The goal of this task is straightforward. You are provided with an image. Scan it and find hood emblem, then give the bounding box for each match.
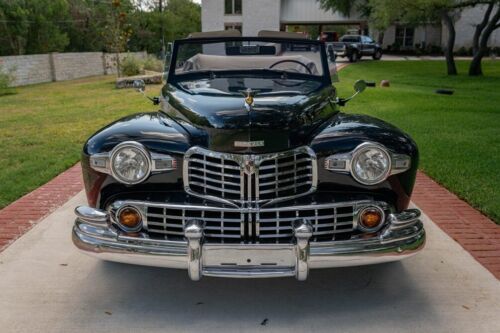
[234,140,265,148]
[243,88,257,112]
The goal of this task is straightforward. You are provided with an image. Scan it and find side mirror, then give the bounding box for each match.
[354,79,367,93]
[133,79,160,105]
[336,79,367,106]
[133,79,145,92]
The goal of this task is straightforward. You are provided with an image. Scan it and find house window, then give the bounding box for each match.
[225,0,242,15]
[225,23,242,33]
[395,26,414,48]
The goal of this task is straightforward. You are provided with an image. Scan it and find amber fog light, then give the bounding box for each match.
[358,206,385,232]
[117,206,142,232]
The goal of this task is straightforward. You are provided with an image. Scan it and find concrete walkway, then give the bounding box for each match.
[1,192,499,333]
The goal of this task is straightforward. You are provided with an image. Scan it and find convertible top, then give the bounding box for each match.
[187,30,310,40]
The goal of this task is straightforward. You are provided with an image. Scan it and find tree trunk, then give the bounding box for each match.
[442,11,457,75]
[377,31,385,45]
[469,7,500,76]
[472,3,493,55]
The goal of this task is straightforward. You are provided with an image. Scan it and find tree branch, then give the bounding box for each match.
[472,2,494,53]
[452,1,497,10]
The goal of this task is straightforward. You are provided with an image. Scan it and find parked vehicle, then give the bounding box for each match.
[319,31,338,42]
[73,31,424,281]
[330,34,383,62]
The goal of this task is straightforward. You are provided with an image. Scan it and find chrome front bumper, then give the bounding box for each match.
[72,206,425,281]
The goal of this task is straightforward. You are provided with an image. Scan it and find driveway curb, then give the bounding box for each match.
[0,164,83,252]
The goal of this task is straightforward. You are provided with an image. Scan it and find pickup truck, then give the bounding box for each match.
[328,35,382,62]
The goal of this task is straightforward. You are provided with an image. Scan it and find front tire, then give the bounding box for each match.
[349,51,359,63]
[373,49,382,60]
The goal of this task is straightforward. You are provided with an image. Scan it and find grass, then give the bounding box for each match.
[335,60,500,223]
[0,76,162,209]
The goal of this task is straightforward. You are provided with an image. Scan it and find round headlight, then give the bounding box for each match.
[110,142,151,184]
[351,144,391,185]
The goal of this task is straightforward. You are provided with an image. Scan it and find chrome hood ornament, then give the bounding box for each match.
[242,88,257,112]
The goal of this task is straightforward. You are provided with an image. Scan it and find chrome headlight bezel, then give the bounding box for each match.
[324,142,411,186]
[89,141,177,185]
[109,141,152,185]
[350,143,391,186]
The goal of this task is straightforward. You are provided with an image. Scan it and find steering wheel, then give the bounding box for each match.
[269,60,312,74]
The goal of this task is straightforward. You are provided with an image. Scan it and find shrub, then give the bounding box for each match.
[455,46,468,56]
[120,55,143,77]
[143,55,164,73]
[0,65,15,96]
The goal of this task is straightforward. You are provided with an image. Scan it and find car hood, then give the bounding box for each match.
[162,80,335,153]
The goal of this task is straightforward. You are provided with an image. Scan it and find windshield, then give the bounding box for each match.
[171,38,328,80]
[340,36,360,43]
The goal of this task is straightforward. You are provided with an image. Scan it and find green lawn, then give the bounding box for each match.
[0,76,162,209]
[335,60,500,223]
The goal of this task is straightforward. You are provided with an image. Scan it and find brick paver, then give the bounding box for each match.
[0,164,83,252]
[413,171,500,279]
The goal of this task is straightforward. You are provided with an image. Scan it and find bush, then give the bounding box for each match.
[120,55,143,77]
[455,46,468,56]
[143,55,164,73]
[0,65,15,96]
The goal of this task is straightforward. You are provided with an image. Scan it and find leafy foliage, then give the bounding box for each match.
[0,65,15,96]
[143,55,164,72]
[0,0,201,56]
[120,54,143,76]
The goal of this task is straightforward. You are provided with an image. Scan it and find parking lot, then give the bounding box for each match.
[0,192,498,333]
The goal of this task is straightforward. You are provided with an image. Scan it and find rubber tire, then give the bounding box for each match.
[373,50,382,60]
[349,51,359,63]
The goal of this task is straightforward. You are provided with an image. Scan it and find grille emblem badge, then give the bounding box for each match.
[243,158,256,175]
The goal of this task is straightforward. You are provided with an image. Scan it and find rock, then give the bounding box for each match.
[380,80,390,87]
[115,73,163,89]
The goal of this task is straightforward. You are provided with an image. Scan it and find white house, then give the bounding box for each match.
[201,0,499,50]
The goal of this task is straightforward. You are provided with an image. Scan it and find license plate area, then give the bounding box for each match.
[202,244,296,267]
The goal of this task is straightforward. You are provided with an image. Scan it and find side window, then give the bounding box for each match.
[362,36,373,44]
[225,0,242,15]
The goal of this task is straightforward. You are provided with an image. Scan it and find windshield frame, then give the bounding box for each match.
[167,36,332,86]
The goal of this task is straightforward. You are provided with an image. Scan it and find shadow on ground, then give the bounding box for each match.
[72,260,437,331]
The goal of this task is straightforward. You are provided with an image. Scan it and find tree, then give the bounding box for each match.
[468,2,500,76]
[317,0,362,16]
[0,0,70,55]
[369,0,467,75]
[24,0,71,54]
[0,1,29,55]
[101,0,134,76]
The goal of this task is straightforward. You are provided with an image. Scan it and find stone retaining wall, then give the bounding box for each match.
[0,51,147,87]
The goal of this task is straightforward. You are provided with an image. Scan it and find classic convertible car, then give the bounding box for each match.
[73,31,425,281]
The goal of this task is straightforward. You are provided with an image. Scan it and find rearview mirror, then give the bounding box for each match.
[133,79,145,92]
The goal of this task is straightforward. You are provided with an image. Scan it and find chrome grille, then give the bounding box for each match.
[183,146,317,205]
[185,152,242,201]
[258,151,314,200]
[143,202,357,243]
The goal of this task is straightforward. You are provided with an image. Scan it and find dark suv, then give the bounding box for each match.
[330,35,383,62]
